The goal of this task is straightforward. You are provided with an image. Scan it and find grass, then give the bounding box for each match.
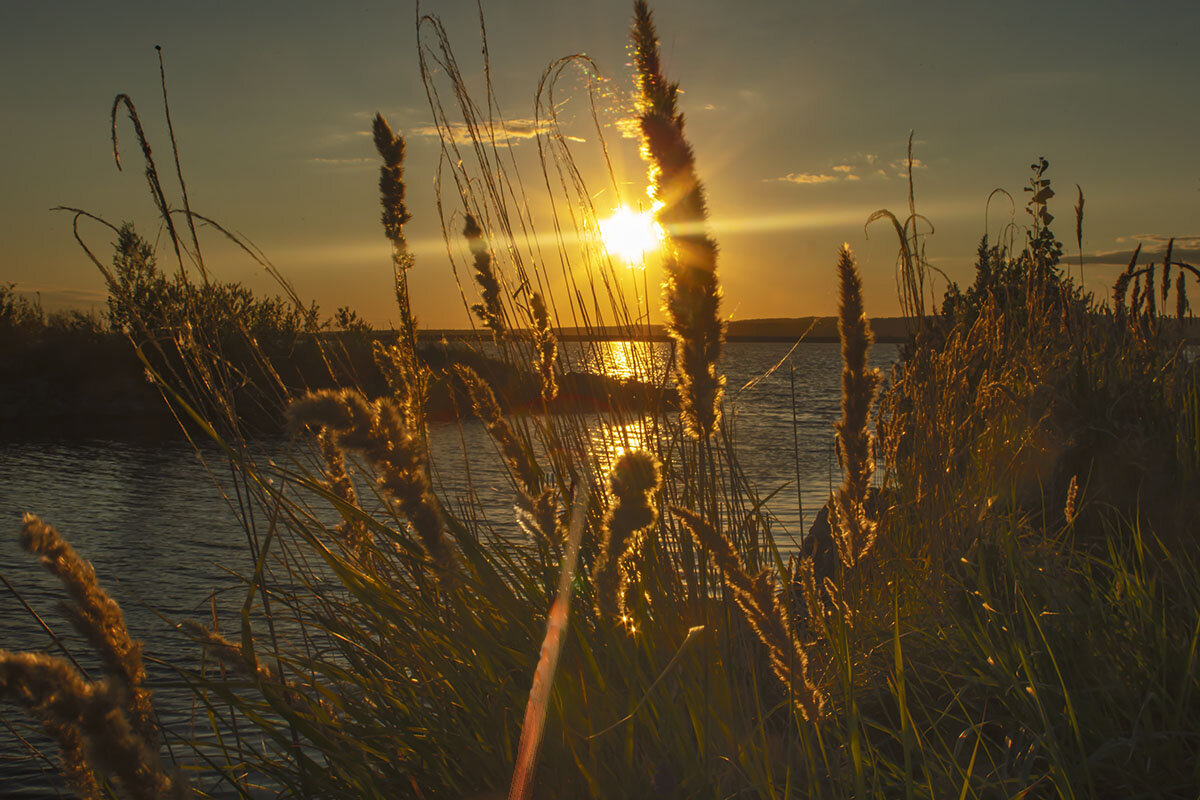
[4,2,1200,798]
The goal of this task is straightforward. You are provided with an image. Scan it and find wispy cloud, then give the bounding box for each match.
[832,164,854,173]
[1068,242,1200,266]
[410,117,583,146]
[1132,233,1200,248]
[773,172,840,185]
[889,157,926,176]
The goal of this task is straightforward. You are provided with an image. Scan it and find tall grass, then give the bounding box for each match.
[5,2,1200,798]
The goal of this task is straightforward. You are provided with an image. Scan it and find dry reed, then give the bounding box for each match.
[631,0,724,438]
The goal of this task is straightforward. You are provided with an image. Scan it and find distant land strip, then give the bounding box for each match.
[389,316,1200,344]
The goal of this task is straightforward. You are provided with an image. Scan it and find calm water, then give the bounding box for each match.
[0,340,897,797]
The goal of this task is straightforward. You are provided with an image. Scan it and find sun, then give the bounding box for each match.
[598,205,664,265]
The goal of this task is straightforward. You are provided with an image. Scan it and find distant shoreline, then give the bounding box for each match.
[396,314,1200,345]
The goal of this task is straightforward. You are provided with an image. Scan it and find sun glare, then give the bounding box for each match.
[598,205,664,265]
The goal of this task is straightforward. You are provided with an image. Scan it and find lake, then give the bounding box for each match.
[0,340,898,797]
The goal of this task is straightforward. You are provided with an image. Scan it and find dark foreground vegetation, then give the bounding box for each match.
[3,2,1200,798]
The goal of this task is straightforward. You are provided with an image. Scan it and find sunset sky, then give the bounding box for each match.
[3,0,1197,328]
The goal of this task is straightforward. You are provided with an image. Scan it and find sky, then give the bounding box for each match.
[2,0,1198,329]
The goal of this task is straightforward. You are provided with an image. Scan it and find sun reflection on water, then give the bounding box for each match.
[579,339,669,384]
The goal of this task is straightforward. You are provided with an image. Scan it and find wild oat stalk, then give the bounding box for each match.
[464,213,506,339]
[19,514,157,747]
[632,0,724,438]
[287,389,455,581]
[830,245,882,568]
[591,451,660,621]
[672,507,824,721]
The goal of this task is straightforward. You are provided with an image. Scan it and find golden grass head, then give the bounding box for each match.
[831,245,881,568]
[529,291,557,403]
[19,514,156,745]
[372,112,411,247]
[632,0,725,439]
[1177,269,1189,320]
[0,650,181,800]
[288,389,456,581]
[593,450,660,621]
[463,213,505,339]
[671,506,824,720]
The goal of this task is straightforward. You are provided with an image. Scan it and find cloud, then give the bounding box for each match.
[845,174,861,181]
[865,153,878,165]
[1068,245,1200,266]
[410,117,576,146]
[1132,233,1200,248]
[889,157,926,172]
[832,164,854,173]
[773,172,840,185]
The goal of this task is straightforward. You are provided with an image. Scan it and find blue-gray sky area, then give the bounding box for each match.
[2,1,1197,328]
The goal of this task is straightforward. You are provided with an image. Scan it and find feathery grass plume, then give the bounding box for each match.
[1064,475,1079,524]
[288,389,455,580]
[454,365,537,491]
[372,113,411,250]
[0,651,180,800]
[1113,244,1140,327]
[632,0,724,438]
[463,213,505,339]
[830,245,882,568]
[1146,263,1157,321]
[1162,238,1174,305]
[317,429,371,559]
[179,621,274,683]
[179,621,331,719]
[1177,270,1188,320]
[372,340,424,430]
[529,291,557,403]
[372,113,421,365]
[591,451,660,621]
[1074,184,1085,283]
[47,719,103,800]
[671,507,824,721]
[1131,272,1144,319]
[19,514,156,748]
[453,365,559,541]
